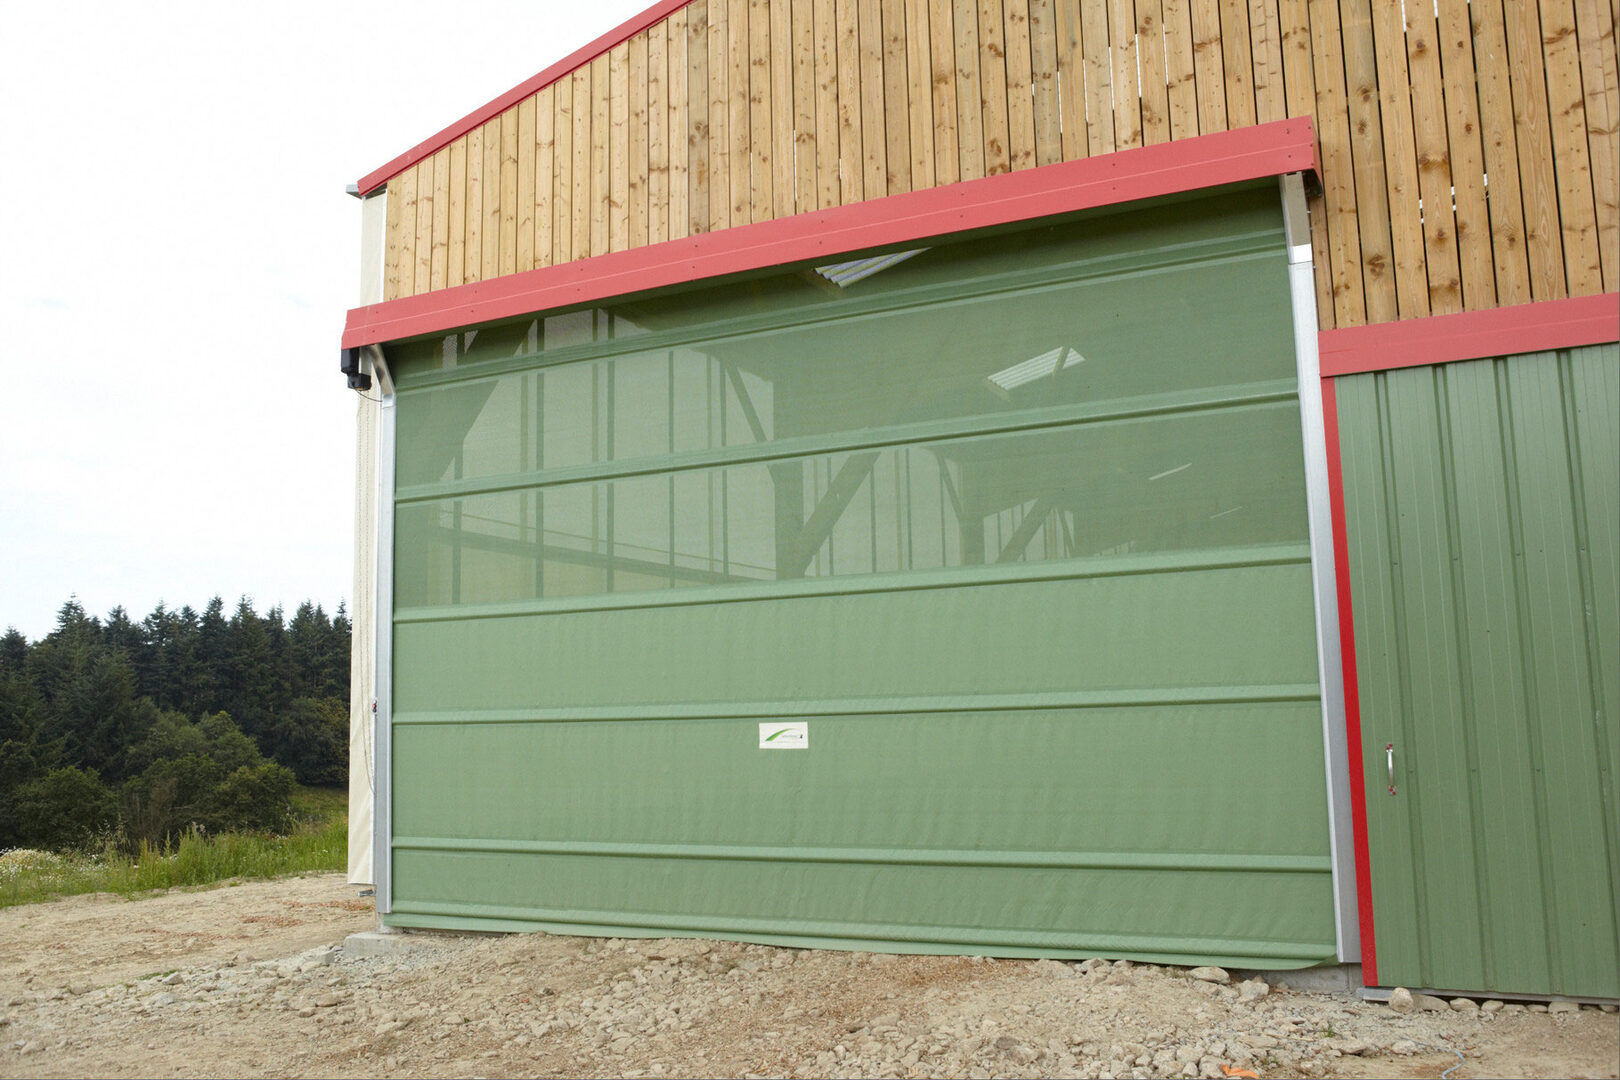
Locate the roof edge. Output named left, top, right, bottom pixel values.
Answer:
left=343, top=119, right=1317, bottom=349
left=1319, top=293, right=1620, bottom=376
left=356, top=0, right=697, bottom=196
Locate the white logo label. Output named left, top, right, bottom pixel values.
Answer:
left=758, top=721, right=809, bottom=749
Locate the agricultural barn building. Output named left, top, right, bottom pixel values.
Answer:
left=341, top=0, right=1619, bottom=1001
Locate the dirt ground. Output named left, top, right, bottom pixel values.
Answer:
left=1, top=873, right=1614, bottom=1080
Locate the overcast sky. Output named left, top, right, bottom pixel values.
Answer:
left=0, top=1, right=654, bottom=641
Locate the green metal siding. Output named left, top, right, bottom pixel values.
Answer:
left=384, top=187, right=1337, bottom=964
left=1337, top=345, right=1620, bottom=997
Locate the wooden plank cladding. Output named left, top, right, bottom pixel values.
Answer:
left=375, top=0, right=1619, bottom=332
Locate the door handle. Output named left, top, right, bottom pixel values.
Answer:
left=1386, top=743, right=1396, bottom=795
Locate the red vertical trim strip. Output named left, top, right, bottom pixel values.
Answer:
left=1321, top=377, right=1378, bottom=985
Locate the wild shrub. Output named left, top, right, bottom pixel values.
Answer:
left=10, top=767, right=119, bottom=850
left=211, top=762, right=296, bottom=834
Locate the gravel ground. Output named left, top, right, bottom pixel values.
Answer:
left=1, top=873, right=1615, bottom=1079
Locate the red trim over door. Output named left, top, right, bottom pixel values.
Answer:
left=356, top=0, right=699, bottom=195
left=1319, top=293, right=1619, bottom=376
left=1320, top=379, right=1379, bottom=985
left=343, top=119, right=1316, bottom=348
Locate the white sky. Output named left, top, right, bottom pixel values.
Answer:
left=0, top=0, right=654, bottom=641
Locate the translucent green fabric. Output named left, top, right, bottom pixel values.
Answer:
left=391, top=186, right=1306, bottom=608
left=394, top=400, right=1307, bottom=607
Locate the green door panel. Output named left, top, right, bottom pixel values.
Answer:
left=390, top=852, right=1334, bottom=964
left=1337, top=345, right=1620, bottom=997
left=392, top=559, right=1320, bottom=712
left=391, top=704, right=1330, bottom=853
left=385, top=186, right=1336, bottom=963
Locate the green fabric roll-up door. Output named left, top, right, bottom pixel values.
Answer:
left=383, top=186, right=1337, bottom=965
left=1337, top=345, right=1620, bottom=997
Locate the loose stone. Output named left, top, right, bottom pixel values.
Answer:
left=1236, top=979, right=1270, bottom=1003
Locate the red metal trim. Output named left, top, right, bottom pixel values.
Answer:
left=343, top=119, right=1316, bottom=348
left=356, top=0, right=698, bottom=195
left=1321, top=378, right=1378, bottom=986
left=1318, top=293, right=1620, bottom=377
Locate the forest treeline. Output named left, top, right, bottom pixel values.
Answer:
left=0, top=597, right=350, bottom=852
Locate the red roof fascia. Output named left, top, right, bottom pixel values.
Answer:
left=355, top=0, right=698, bottom=196
left=1319, top=293, right=1620, bottom=376
left=342, top=118, right=1317, bottom=349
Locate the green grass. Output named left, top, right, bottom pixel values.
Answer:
left=290, top=783, right=348, bottom=821
left=0, top=786, right=348, bottom=909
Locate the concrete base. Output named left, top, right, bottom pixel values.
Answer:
left=343, top=930, right=417, bottom=959
left=1249, top=964, right=1363, bottom=993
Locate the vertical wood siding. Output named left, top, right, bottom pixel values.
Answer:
left=377, top=0, right=1618, bottom=331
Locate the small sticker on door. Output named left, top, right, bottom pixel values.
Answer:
left=759, top=721, right=808, bottom=749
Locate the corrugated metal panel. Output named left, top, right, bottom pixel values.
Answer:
left=1337, top=344, right=1620, bottom=997
left=383, top=188, right=1337, bottom=963
left=814, top=249, right=927, bottom=288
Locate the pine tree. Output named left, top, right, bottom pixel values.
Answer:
left=25, top=599, right=100, bottom=706
left=0, top=628, right=28, bottom=673
left=289, top=601, right=349, bottom=701
left=327, top=602, right=352, bottom=700
left=195, top=598, right=228, bottom=714
left=222, top=598, right=273, bottom=744
left=102, top=606, right=142, bottom=659
left=263, top=604, right=295, bottom=717
left=168, top=605, right=208, bottom=715
left=48, top=645, right=154, bottom=782
left=136, top=603, right=175, bottom=707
